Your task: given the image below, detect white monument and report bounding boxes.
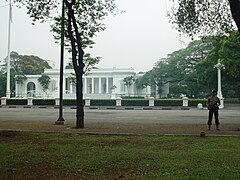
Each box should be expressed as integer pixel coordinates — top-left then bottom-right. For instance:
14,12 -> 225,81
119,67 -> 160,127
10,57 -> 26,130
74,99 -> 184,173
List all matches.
214,59 -> 225,108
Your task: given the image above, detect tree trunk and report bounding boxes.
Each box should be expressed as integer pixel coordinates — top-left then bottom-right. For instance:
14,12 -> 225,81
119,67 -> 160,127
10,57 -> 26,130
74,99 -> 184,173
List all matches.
76,71 -> 84,128
65,0 -> 85,128
229,0 -> 240,34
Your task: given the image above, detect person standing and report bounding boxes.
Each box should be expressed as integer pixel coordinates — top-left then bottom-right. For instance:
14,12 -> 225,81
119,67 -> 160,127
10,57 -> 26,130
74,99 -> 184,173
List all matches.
207,89 -> 221,130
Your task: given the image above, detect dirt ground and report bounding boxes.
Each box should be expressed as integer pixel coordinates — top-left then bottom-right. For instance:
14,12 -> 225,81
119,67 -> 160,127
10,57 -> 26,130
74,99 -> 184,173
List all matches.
0,120 -> 240,136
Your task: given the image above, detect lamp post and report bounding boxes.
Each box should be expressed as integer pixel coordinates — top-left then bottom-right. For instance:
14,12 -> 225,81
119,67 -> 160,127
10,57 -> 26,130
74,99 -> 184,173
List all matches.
214,59 -> 225,108
55,0 -> 65,125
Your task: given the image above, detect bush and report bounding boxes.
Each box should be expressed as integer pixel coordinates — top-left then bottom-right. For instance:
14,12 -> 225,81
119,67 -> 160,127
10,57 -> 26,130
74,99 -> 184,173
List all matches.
188,99 -> 207,107
33,99 -> 55,106
63,99 -> 77,106
224,98 -> 240,104
3,98 -> 239,106
122,99 -> 149,106
7,98 -> 27,105
90,99 -> 115,106
155,99 -> 182,106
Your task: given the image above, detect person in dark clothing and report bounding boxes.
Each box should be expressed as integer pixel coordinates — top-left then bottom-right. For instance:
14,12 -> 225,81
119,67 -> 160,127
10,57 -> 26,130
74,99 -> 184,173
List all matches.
207,89 -> 221,130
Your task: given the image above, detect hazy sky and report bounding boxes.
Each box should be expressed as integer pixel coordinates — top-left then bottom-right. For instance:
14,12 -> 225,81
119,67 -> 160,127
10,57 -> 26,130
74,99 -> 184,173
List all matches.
0,0 -> 190,72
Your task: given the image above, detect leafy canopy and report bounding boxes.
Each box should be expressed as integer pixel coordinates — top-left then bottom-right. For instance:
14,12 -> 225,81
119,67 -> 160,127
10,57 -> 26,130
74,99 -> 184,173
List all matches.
168,0 -> 236,37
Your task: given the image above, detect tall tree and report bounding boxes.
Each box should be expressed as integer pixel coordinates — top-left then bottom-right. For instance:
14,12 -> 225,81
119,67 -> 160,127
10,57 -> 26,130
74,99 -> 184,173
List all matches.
14,0 -> 118,128
169,0 -> 240,36
1,51 -> 52,75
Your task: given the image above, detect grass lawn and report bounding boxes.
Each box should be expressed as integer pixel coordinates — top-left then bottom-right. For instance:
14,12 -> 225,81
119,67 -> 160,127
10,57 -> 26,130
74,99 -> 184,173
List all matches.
0,131 -> 239,179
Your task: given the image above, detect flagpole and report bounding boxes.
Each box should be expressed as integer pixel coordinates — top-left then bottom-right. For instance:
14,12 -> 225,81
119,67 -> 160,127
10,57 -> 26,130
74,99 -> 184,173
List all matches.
6,0 -> 12,98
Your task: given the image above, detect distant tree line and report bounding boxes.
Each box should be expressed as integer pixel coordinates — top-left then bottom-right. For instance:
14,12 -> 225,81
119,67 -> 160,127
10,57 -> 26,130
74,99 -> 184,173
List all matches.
136,32 -> 240,98
0,52 -> 52,97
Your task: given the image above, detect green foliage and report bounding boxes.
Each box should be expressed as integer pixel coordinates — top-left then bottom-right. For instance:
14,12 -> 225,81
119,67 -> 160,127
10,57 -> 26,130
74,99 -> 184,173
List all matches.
63,99 -> 77,106
225,98 -> 240,104
188,99 -> 208,107
220,31 -> 240,79
6,99 -> 27,105
2,98 -> 239,106
121,96 -> 145,99
123,76 -> 135,87
0,73 -> 6,97
38,74 -> 51,92
33,99 -> 55,106
1,52 -> 52,75
0,69 -> 18,97
154,99 -> 182,106
168,0 -> 235,37
15,73 -> 27,85
65,53 -> 101,75
123,76 -> 135,95
18,55 -> 52,75
121,100 -> 149,106
90,99 -> 116,106
138,34 -> 240,98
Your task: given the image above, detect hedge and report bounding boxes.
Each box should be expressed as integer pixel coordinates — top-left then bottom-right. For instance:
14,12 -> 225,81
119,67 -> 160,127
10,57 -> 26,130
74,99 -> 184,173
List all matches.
122,100 -> 149,106
6,99 -> 27,105
1,98 -> 239,106
63,99 -> 77,106
225,98 -> 240,104
155,99 -> 182,106
33,99 -> 55,106
90,99 -> 116,106
188,99 -> 208,107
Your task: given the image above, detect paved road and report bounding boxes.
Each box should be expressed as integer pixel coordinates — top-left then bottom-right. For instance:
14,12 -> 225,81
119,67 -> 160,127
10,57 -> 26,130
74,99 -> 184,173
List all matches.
0,107 -> 239,124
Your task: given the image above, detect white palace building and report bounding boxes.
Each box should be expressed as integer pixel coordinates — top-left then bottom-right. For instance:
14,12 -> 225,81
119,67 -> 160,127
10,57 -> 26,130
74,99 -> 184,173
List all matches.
15,67 -> 168,99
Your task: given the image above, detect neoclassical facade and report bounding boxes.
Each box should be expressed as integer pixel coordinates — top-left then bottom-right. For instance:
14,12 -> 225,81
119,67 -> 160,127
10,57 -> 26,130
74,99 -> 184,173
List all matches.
15,67 -> 155,99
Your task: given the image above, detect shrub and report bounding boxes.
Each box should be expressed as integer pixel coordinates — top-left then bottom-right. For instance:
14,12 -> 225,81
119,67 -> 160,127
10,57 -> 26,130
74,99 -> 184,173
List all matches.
90,99 -> 115,106
121,99 -> 149,106
7,98 -> 27,105
225,98 -> 240,104
63,99 -> 77,106
154,99 -> 182,106
188,99 -> 207,107
33,99 -> 55,106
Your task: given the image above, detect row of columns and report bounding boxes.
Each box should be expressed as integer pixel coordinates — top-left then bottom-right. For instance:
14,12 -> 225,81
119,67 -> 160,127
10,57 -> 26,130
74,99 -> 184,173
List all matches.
67,77 -> 111,94
86,77 -> 108,94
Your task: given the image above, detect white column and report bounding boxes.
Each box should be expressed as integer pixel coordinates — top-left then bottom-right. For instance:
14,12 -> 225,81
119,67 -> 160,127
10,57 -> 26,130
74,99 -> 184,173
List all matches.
70,82 -> 73,93
106,78 -> 109,93
91,78 -> 94,94
15,83 -> 19,97
99,78 -> 102,94
215,59 -> 224,108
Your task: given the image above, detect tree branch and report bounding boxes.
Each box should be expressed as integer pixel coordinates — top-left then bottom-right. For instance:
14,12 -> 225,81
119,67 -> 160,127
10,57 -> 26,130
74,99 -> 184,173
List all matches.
228,0 -> 240,34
